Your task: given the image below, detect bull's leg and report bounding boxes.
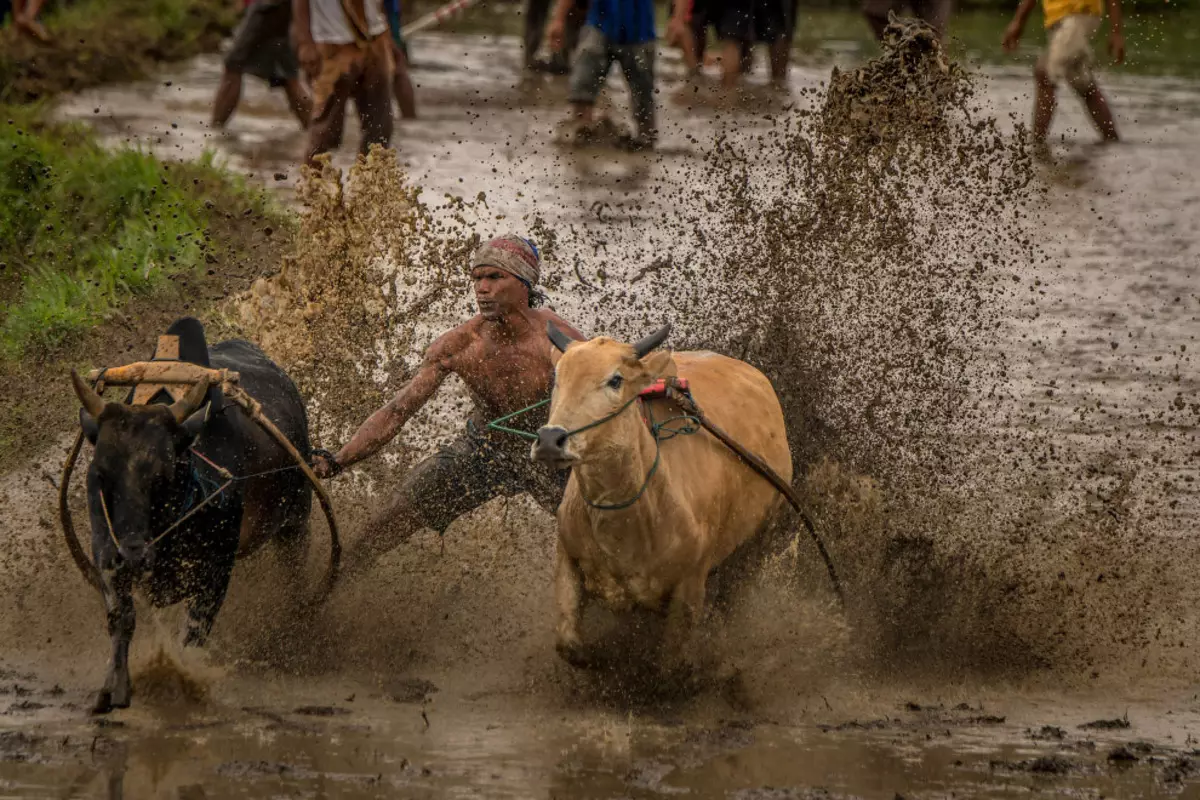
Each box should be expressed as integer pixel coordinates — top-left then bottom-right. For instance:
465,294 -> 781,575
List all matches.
94,569 -> 136,714
183,559 -> 234,648
554,544 -> 589,667
662,573 -> 707,674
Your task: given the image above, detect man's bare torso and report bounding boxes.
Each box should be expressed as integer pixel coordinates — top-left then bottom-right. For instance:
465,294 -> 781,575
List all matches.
435,308 -> 578,418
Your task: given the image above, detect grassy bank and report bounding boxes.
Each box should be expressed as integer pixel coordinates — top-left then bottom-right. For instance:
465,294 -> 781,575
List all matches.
0,112 -> 293,464
0,0 -> 238,104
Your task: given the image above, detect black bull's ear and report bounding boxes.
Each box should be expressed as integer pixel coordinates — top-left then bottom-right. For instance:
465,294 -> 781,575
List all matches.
547,322 -> 574,353
79,408 -> 99,444
632,324 -> 672,359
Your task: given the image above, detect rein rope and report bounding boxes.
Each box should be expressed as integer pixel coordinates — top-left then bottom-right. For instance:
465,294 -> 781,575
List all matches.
97,449 -> 304,553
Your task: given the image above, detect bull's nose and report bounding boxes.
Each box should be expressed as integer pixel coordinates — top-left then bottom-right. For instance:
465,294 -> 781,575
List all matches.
531,426 -> 570,464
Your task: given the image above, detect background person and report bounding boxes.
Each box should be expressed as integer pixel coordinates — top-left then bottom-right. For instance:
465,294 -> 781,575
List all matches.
213,0 -> 313,131
293,0 -> 395,166
12,0 -> 49,41
1003,0 -> 1124,147
549,0 -> 685,147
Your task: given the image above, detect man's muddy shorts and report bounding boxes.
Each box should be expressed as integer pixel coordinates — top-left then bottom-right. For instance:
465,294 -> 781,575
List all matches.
1038,14 -> 1100,90
311,35 -> 394,123
224,0 -> 298,87
861,0 -> 953,38
394,422 -> 569,534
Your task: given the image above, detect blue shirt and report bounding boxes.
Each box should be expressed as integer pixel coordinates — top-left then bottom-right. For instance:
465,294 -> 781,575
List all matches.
586,0 -> 656,45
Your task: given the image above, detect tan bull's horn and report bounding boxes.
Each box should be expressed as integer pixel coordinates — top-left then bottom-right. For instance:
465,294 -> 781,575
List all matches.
169,377 -> 211,423
632,324 -> 672,359
71,370 -> 106,418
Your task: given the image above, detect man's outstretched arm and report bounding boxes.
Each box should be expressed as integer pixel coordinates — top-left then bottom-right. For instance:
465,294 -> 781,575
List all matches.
316,338 -> 455,476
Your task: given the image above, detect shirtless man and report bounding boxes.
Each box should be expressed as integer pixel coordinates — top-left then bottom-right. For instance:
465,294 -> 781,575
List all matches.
313,235 -> 585,578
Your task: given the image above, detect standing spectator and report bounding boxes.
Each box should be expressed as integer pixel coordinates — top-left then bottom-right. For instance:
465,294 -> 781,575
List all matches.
525,0 -> 586,73
213,0 -> 313,131
293,0 -> 395,166
548,0 -> 684,147
862,0 -> 951,42
1002,0 -> 1124,147
383,0 -> 417,118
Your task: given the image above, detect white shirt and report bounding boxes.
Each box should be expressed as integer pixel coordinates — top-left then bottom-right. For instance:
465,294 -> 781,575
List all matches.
309,0 -> 388,44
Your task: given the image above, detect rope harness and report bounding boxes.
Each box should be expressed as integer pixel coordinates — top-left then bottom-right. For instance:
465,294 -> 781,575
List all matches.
96,449 -> 302,555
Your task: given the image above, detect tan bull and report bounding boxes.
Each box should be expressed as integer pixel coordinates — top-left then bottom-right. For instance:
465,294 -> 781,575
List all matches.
532,324 -> 792,669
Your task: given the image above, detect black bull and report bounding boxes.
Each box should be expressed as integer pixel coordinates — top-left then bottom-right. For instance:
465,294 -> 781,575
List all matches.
72,324 -> 312,714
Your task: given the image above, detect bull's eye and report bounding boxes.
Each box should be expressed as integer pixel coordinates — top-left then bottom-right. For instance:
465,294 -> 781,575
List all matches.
607,374 -> 624,391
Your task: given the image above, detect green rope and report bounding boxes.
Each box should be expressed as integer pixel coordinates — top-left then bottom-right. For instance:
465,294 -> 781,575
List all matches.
579,401 -> 700,511
485,388 -> 700,512
484,398 -> 551,441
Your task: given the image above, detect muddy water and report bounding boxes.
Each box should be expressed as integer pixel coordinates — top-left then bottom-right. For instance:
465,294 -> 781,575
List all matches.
3,30 -> 1197,799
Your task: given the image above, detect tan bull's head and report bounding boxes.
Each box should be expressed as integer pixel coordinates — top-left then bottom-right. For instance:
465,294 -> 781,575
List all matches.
532,324 -> 673,469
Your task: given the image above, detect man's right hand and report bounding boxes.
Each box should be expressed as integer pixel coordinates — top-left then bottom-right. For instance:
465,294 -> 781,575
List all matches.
545,17 -> 566,54
296,38 -> 321,79
1001,21 -> 1023,52
311,449 -> 342,479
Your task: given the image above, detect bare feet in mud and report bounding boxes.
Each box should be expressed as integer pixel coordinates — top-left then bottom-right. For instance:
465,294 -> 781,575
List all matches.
555,116 -> 654,151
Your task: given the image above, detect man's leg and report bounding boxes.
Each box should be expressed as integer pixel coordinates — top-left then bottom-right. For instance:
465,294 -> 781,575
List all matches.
1078,81 -> 1118,141
524,0 -> 553,68
341,435 -> 510,582
353,35 -> 395,156
615,41 -> 657,144
305,46 -> 352,166
565,27 -> 614,131
283,78 -> 313,129
392,41 -> 418,119
1033,64 -> 1057,144
212,70 -> 244,129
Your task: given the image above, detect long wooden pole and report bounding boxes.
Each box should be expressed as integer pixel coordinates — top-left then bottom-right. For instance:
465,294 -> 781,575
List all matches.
224,385 -> 342,604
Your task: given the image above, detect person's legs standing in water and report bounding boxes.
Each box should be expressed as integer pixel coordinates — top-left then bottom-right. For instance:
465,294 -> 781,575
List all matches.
294,0 -> 395,166
614,35 -> 656,146
215,0 -> 311,131
1003,0 -> 1123,150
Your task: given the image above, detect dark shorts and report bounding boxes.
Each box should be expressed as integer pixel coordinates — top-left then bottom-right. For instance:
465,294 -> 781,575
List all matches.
224,0 -> 298,87
710,0 -> 789,43
394,421 -> 568,534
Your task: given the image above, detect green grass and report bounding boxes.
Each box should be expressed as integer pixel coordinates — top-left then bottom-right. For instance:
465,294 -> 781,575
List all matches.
0,109 -> 277,361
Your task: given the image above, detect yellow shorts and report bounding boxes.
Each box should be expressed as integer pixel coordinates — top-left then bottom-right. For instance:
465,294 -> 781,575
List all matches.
1038,14 -> 1101,89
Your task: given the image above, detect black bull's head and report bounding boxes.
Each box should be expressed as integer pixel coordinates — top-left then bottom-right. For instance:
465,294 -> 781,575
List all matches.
72,372 -> 210,570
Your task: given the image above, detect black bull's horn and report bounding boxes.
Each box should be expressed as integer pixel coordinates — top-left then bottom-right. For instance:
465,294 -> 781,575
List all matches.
546,323 -> 672,358
71,370 -> 105,418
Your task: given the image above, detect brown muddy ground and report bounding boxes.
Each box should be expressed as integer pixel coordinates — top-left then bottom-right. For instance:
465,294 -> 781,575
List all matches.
0,31 -> 1198,799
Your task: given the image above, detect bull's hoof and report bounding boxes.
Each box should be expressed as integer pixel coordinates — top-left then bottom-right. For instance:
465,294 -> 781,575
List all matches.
91,689 -> 114,715
556,638 -> 591,669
